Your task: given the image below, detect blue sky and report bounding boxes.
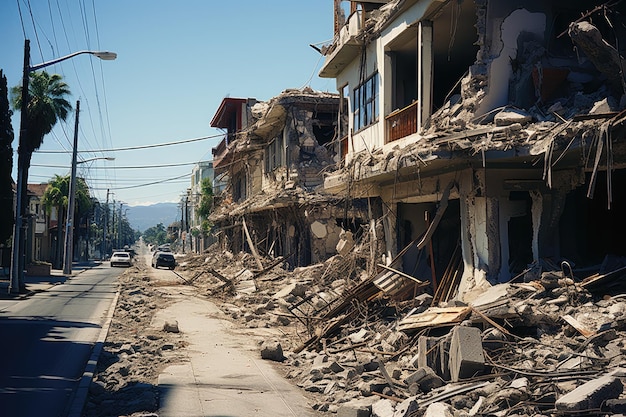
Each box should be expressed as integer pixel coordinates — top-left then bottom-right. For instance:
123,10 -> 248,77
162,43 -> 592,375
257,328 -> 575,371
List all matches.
0,1 -> 336,206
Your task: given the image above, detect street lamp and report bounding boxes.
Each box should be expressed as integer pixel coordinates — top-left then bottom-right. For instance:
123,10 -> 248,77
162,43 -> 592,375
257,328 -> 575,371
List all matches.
10,39 -> 117,293
62,117 -> 115,275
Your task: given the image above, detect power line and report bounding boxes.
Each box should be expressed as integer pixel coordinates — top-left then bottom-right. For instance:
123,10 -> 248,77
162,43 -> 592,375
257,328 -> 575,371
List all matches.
33,132 -> 224,153
89,173 -> 190,190
32,161 -> 198,169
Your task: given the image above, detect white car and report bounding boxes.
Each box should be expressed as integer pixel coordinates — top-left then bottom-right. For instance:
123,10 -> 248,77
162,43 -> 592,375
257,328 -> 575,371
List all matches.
110,251 -> 132,267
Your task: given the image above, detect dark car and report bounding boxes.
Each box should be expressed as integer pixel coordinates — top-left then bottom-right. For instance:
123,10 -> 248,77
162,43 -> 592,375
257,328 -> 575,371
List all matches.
152,251 -> 176,269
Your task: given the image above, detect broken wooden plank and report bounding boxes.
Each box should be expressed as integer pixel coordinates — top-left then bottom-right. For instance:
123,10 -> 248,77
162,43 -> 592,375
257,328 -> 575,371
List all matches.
254,255 -> 287,280
376,355 -> 401,394
242,217 -> 264,271
581,264 -> 626,289
170,270 -> 191,285
377,263 -> 426,285
398,306 -> 471,332
416,180 -> 454,251
562,314 -> 595,338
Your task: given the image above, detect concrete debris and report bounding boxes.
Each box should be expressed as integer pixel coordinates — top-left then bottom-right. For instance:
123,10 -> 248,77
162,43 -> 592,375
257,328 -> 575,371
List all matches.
448,326 -> 484,382
171,245 -> 626,416
556,374 -> 623,411
163,1 -> 626,415
85,264 -> 185,417
162,320 -> 179,333
260,341 -> 285,362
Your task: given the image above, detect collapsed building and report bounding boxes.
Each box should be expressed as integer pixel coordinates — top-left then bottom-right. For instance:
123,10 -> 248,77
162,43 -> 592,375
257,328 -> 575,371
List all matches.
316,0 -> 626,302
195,1 -> 626,415
210,89 -> 371,269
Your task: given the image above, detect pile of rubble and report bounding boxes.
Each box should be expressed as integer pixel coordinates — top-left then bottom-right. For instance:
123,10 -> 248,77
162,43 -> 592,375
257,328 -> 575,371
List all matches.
84,263 -> 186,417
175,243 -> 626,416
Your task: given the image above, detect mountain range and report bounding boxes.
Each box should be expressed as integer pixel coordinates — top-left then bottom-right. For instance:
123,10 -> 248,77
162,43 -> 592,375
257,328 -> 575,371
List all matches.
126,202 -> 180,232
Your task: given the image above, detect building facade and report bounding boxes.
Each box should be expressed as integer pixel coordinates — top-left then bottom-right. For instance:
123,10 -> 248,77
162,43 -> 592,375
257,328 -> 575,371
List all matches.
319,0 -> 626,301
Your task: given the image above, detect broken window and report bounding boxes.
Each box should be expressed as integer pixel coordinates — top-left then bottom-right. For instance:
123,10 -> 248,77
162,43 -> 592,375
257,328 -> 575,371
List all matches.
559,169 -> 626,268
430,0 -> 478,110
339,84 -> 349,159
507,191 -> 534,275
265,134 -> 284,173
353,71 -> 379,132
233,173 -> 247,203
397,200 -> 461,289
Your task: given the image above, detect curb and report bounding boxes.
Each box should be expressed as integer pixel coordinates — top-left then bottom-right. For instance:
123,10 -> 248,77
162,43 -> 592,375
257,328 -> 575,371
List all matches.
67,289 -> 120,417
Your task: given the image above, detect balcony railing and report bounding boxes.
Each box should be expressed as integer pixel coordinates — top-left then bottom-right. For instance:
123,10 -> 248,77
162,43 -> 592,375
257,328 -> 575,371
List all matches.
385,101 -> 419,143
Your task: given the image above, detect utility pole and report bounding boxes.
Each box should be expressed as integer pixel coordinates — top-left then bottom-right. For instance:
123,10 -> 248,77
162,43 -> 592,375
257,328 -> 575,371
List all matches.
184,195 -> 188,254
9,40 -> 31,293
111,200 -> 116,250
102,189 -> 109,259
118,203 -> 123,248
63,100 -> 79,275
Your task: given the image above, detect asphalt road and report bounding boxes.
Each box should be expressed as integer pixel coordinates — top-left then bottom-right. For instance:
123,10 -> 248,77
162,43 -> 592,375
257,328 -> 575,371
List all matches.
0,264 -> 121,417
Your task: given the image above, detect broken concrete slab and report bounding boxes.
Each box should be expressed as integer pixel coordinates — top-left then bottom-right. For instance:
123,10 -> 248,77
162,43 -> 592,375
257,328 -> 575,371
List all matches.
260,341 -> 285,362
448,326 -> 485,382
336,400 -> 372,417
494,108 -> 532,126
555,374 -> 623,412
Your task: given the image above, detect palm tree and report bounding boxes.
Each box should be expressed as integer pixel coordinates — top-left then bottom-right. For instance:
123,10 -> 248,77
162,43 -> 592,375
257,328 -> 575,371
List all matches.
11,71 -> 72,211
42,174 -> 92,268
11,71 -> 71,273
42,174 -> 69,268
11,71 -> 72,154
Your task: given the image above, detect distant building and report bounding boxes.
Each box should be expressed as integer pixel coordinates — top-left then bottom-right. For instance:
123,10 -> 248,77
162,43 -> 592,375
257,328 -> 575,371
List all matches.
187,160 -> 215,253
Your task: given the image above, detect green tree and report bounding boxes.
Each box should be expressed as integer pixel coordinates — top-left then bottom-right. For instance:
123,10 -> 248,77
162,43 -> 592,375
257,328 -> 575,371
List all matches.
142,223 -> 168,246
0,70 -> 14,246
197,177 -> 214,233
11,71 -> 71,274
42,174 -> 92,268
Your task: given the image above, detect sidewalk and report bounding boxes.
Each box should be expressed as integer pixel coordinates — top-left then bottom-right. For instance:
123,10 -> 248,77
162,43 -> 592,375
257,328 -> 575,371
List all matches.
0,261 -> 102,299
154,294 -> 320,417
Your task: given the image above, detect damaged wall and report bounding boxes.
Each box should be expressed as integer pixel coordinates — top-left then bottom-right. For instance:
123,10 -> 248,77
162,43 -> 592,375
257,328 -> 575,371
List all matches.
477,5 -> 546,115
318,0 -> 626,303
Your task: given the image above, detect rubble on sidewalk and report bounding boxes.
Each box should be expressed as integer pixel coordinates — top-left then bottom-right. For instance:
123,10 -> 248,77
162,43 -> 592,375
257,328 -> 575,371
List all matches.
173,241 -> 626,416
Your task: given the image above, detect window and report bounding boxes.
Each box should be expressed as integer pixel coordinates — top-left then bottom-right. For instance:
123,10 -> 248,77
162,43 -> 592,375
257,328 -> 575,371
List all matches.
353,72 -> 379,131
265,134 -> 284,172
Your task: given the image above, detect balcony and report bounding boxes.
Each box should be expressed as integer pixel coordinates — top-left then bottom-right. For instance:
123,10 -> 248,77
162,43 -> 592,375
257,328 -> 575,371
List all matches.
319,10 -> 363,78
385,101 -> 418,143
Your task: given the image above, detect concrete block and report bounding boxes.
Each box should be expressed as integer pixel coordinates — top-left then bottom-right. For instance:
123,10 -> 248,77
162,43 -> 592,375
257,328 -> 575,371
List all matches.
337,403 -> 371,417
417,336 -> 438,370
163,320 -> 179,333
372,399 -> 395,417
260,341 -> 285,362
423,402 -> 455,417
404,367 -> 429,386
418,371 -> 445,393
555,375 -> 623,411
403,366 -> 444,392
448,326 -> 484,382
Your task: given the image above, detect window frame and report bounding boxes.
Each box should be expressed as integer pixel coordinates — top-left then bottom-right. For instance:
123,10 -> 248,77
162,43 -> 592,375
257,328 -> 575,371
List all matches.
353,71 -> 379,132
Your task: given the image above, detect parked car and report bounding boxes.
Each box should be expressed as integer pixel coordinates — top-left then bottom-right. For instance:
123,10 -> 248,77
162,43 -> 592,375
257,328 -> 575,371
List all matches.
152,251 -> 176,269
157,244 -> 172,253
110,251 -> 132,267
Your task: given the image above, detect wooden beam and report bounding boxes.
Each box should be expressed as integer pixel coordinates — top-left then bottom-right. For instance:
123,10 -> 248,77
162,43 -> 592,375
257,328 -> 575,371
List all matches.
242,217 -> 264,270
